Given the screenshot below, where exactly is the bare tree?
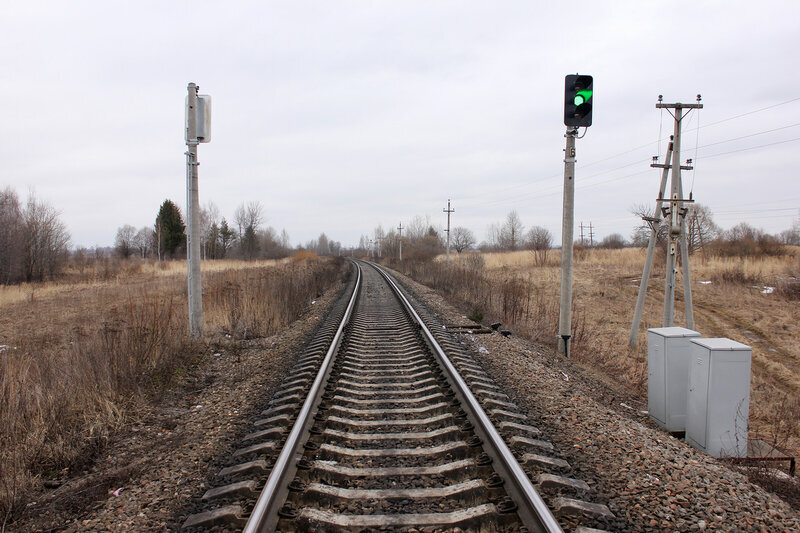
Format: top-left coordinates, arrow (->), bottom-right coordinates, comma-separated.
22,192 -> 70,281
133,227 -> 155,258
526,226 -> 552,265
630,202 -> 718,254
600,233 -> 626,249
405,215 -> 432,241
235,201 -> 265,259
499,210 -> 524,251
778,211 -> 800,246
280,228 -> 291,249
317,233 -> 331,255
687,204 -> 720,253
114,224 -> 137,258
0,187 -> 24,284
451,226 -> 476,253
233,204 -> 246,238
200,201 -> 220,259
373,225 -> 385,257
483,222 -> 503,251
245,201 -> 264,231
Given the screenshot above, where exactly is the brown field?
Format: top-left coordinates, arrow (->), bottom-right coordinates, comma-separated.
0,255 -> 345,524
406,247 -> 800,461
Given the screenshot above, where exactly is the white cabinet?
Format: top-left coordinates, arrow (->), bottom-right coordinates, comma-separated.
647,327 -> 701,431
686,338 -> 752,458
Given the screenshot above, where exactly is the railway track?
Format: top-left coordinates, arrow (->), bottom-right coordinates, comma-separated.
184,261 -> 613,532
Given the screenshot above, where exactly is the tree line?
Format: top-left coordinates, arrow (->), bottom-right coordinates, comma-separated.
114,199 -> 343,262
0,185 -> 346,286
1,187 -> 70,284
359,205 -> 800,265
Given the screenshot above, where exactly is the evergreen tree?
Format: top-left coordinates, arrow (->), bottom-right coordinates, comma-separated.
155,200 -> 186,258
218,218 -> 235,258
241,225 -> 259,259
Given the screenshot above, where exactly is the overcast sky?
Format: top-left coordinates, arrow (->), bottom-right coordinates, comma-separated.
3,1 -> 799,249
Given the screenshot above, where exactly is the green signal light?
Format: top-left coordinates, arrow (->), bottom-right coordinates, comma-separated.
574,89 -> 593,106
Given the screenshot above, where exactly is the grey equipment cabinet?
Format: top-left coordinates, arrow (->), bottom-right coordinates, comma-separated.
686,338 -> 752,458
647,327 -> 701,431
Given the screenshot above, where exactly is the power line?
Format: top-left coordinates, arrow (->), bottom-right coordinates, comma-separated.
700,136 -> 800,159
696,122 -> 800,149
698,96 -> 800,129
459,99 -> 800,213
714,207 -> 798,214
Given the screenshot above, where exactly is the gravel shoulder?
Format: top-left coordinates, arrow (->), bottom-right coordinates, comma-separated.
389,267 -> 800,533
10,278 -> 346,532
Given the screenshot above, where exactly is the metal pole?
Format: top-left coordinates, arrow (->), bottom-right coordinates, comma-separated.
679,204 -> 695,329
629,140 -> 673,347
186,83 -> 203,337
444,199 -> 454,264
397,222 -> 403,261
558,128 -> 577,355
663,107 -> 683,327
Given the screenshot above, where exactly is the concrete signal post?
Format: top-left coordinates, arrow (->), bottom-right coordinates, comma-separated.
558,74 -> 593,356
185,82 -> 211,338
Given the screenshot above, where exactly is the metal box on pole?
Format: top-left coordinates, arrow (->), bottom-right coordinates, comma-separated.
185,95 -> 212,143
686,338 -> 752,458
647,327 -> 701,431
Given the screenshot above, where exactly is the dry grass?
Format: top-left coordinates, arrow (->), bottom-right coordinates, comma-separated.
415,247 -> 800,463
0,258 -> 291,308
0,256 -> 345,524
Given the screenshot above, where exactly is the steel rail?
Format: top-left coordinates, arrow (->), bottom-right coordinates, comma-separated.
243,261 -> 362,533
372,262 -> 564,533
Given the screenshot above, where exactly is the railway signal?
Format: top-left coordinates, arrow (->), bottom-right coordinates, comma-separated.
185,82 -> 211,338
564,74 -> 593,127
558,73 -> 593,357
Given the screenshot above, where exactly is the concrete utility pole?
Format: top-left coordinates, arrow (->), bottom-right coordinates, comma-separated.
185,82 -> 203,338
443,199 -> 454,264
629,95 -> 701,344
397,222 -> 403,261
658,97 -> 701,328
558,128 -> 578,356
580,222 -> 585,246
588,222 -> 594,247
629,140 -> 674,347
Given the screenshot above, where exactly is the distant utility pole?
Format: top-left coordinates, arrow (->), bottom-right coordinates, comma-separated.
443,199 -> 454,263
629,94 -> 702,345
397,222 -> 403,261
185,82 -> 211,338
588,222 -> 594,247
580,222 -> 585,246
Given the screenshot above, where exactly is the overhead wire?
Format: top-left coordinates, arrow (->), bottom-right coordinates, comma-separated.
458,96 -> 799,215
699,136 -> 800,159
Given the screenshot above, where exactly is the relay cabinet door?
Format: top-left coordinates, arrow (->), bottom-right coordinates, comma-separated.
687,348 -> 710,449
647,334 -> 666,424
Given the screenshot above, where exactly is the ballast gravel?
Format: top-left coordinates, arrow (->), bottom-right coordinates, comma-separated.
388,268 -> 800,533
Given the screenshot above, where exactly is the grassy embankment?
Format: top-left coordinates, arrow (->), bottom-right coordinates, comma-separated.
398,247 -> 800,462
0,255 -> 345,524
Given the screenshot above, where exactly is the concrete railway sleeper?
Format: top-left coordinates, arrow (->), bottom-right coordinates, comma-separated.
183,261 -> 613,532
